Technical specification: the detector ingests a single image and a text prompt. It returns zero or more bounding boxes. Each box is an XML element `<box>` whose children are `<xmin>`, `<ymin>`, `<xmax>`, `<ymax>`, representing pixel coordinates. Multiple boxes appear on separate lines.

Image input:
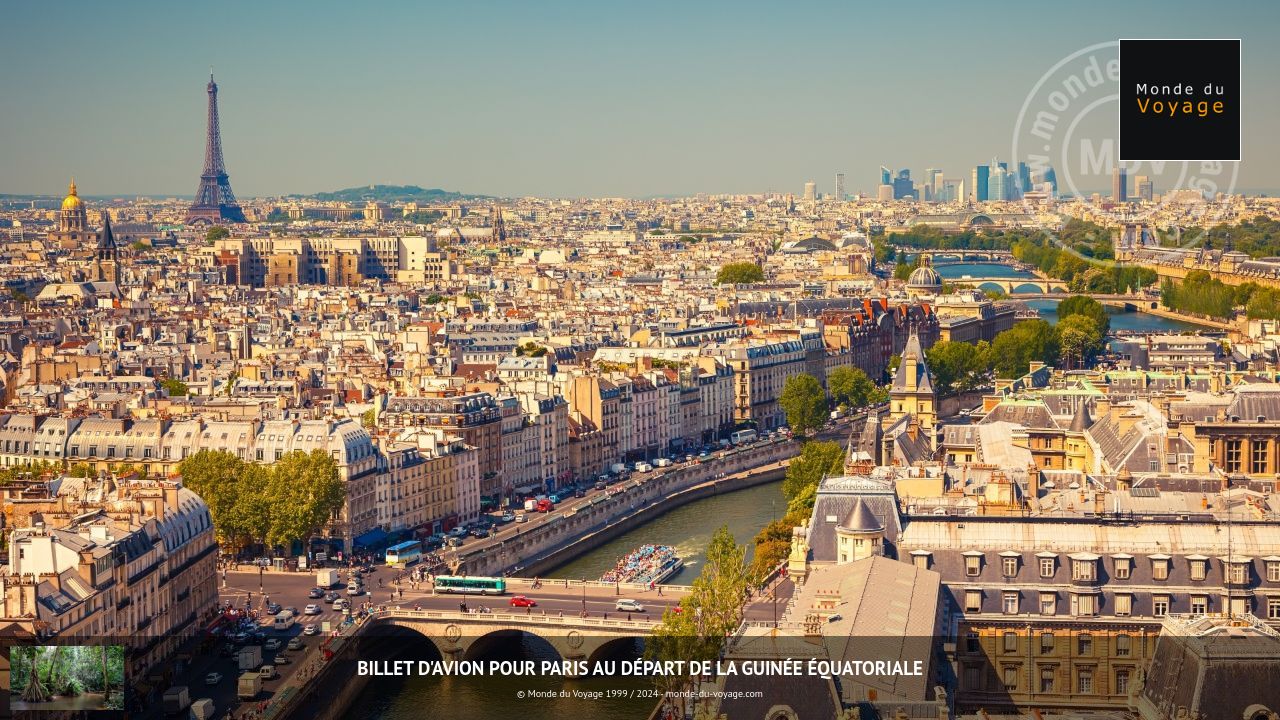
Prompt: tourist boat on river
<box><xmin>600</xmin><ymin>544</ymin><xmax>683</xmax><ymax>585</ymax></box>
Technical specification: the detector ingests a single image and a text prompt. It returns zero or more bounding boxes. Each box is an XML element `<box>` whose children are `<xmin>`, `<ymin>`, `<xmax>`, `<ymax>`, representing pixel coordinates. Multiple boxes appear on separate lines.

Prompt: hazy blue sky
<box><xmin>2</xmin><ymin>0</ymin><xmax>1276</xmax><ymax>198</ymax></box>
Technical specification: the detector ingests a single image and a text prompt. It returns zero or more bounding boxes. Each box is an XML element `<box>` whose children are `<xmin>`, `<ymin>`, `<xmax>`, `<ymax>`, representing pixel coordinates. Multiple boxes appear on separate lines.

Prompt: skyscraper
<box><xmin>1017</xmin><ymin>162</ymin><xmax>1031</xmax><ymax>198</ymax></box>
<box><xmin>835</xmin><ymin>173</ymin><xmax>845</xmax><ymax>201</ymax></box>
<box><xmin>803</xmin><ymin>182</ymin><xmax>817</xmax><ymax>203</ymax></box>
<box><xmin>971</xmin><ymin>165</ymin><xmax>990</xmax><ymax>202</ymax></box>
<box><xmin>1135</xmin><ymin>175</ymin><xmax>1154</xmax><ymax>201</ymax></box>
<box><xmin>1112</xmin><ymin>167</ymin><xmax>1127</xmax><ymax>202</ymax></box>
<box><xmin>880</xmin><ymin>166</ymin><xmax>892</xmax><ymax>187</ymax></box>
<box><xmin>988</xmin><ymin>165</ymin><xmax>1008</xmax><ymax>202</ymax></box>
<box><xmin>892</xmin><ymin>169</ymin><xmax>914</xmax><ymax>200</ymax></box>
<box><xmin>1043</xmin><ymin>166</ymin><xmax>1058</xmax><ymax>193</ymax></box>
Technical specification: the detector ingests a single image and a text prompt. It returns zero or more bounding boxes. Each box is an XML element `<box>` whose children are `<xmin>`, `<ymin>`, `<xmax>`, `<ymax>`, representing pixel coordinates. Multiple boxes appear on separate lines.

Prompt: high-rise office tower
<box><xmin>1017</xmin><ymin>162</ymin><xmax>1031</xmax><ymax>197</ymax></box>
<box><xmin>803</xmin><ymin>181</ymin><xmax>817</xmax><ymax>203</ymax></box>
<box><xmin>1043</xmin><ymin>166</ymin><xmax>1058</xmax><ymax>194</ymax></box>
<box><xmin>881</xmin><ymin>166</ymin><xmax>892</xmax><ymax>186</ymax></box>
<box><xmin>1112</xmin><ymin>167</ymin><xmax>1127</xmax><ymax>202</ymax></box>
<box><xmin>835</xmin><ymin>173</ymin><xmax>845</xmax><ymax>201</ymax></box>
<box><xmin>930</xmin><ymin>171</ymin><xmax>945</xmax><ymax>200</ymax></box>
<box><xmin>892</xmin><ymin>169</ymin><xmax>914</xmax><ymax>200</ymax></box>
<box><xmin>972</xmin><ymin>165</ymin><xmax>990</xmax><ymax>202</ymax></box>
<box><xmin>1135</xmin><ymin>175</ymin><xmax>1154</xmax><ymax>201</ymax></box>
<box><xmin>988</xmin><ymin>165</ymin><xmax>1008</xmax><ymax>202</ymax></box>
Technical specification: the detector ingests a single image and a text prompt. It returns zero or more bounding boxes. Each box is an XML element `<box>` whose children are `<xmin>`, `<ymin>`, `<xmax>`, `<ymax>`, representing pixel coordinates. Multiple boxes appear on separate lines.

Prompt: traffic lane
<box><xmin>405</xmin><ymin>593</ymin><xmax>682</xmax><ymax>618</ymax></box>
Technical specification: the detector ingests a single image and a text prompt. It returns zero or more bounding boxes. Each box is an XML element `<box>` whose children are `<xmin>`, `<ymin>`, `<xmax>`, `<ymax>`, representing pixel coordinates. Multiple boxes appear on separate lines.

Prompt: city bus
<box><xmin>433</xmin><ymin>576</ymin><xmax>507</xmax><ymax>595</ymax></box>
<box><xmin>730</xmin><ymin>429</ymin><xmax>758</xmax><ymax>445</ymax></box>
<box><xmin>385</xmin><ymin>540</ymin><xmax>423</xmax><ymax>567</ymax></box>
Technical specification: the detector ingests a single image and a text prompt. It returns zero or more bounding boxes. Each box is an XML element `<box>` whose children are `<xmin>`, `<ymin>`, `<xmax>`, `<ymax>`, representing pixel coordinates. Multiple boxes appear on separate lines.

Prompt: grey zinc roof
<box><xmin>807</xmin><ymin>475</ymin><xmax>901</xmax><ymax>562</ymax></box>
<box><xmin>890</xmin><ymin>331</ymin><xmax>933</xmax><ymax>394</ymax></box>
<box><xmin>839</xmin><ymin>498</ymin><xmax>883</xmax><ymax>532</ymax></box>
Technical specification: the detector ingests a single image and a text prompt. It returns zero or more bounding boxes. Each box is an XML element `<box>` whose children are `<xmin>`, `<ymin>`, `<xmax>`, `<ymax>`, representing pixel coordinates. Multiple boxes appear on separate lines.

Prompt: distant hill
<box><xmin>299</xmin><ymin>185</ymin><xmax>489</xmax><ymax>203</ymax></box>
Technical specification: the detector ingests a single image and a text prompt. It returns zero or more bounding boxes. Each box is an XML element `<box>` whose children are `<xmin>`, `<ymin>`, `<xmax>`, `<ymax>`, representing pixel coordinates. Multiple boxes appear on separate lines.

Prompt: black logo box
<box><xmin>1119</xmin><ymin>39</ymin><xmax>1241</xmax><ymax>162</ymax></box>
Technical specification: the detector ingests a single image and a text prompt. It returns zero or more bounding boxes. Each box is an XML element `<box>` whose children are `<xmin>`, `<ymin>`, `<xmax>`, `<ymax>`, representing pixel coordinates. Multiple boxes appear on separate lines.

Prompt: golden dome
<box><xmin>61</xmin><ymin>179</ymin><xmax>83</xmax><ymax>210</ymax></box>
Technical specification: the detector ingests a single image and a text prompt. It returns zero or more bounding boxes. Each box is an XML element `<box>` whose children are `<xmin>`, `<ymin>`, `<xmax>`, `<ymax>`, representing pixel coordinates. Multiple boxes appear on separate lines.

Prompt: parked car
<box><xmin>500</xmin><ymin>512</ymin><xmax>515</xmax><ymax>523</ymax></box>
<box><xmin>205</xmin><ymin>672</ymin><xmax>223</xmax><ymax>686</ymax></box>
<box><xmin>615</xmin><ymin>599</ymin><xmax>644</xmax><ymax>612</ymax></box>
<box><xmin>509</xmin><ymin>595</ymin><xmax>537</xmax><ymax>608</ymax></box>
<box><xmin>514</xmin><ymin>513</ymin><xmax>527</xmax><ymax>524</ymax></box>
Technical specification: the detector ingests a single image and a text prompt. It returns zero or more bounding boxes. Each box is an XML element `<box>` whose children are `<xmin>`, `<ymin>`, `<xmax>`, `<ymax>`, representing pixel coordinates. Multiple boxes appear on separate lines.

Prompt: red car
<box><xmin>509</xmin><ymin>596</ymin><xmax>537</xmax><ymax>608</ymax></box>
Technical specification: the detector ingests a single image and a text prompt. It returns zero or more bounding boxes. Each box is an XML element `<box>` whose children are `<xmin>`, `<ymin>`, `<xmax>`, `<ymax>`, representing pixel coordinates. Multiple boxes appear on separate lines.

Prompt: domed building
<box><xmin>905</xmin><ymin>254</ymin><xmax>942</xmax><ymax>297</ymax></box>
<box><xmin>48</xmin><ymin>179</ymin><xmax>98</xmax><ymax>250</ymax></box>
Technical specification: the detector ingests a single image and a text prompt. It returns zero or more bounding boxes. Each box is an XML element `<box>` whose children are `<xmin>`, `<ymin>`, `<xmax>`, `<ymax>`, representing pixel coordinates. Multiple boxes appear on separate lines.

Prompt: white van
<box><xmin>272</xmin><ymin>611</ymin><xmax>294</xmax><ymax>631</ymax></box>
<box><xmin>346</xmin><ymin>581</ymin><xmax>364</xmax><ymax>596</ymax></box>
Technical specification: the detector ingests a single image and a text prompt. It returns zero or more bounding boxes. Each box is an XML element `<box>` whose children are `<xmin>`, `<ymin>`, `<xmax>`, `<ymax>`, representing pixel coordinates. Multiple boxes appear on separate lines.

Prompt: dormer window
<box><xmin>1001</xmin><ymin>552</ymin><xmax>1020</xmax><ymax>578</ymax></box>
<box><xmin>1188</xmin><ymin>555</ymin><xmax>1209</xmax><ymax>581</ymax></box>
<box><xmin>1151</xmin><ymin>554</ymin><xmax>1171</xmax><ymax>580</ymax></box>
<box><xmin>1070</xmin><ymin>553</ymin><xmax>1099</xmax><ymax>581</ymax></box>
<box><xmin>963</xmin><ymin>551</ymin><xmax>983</xmax><ymax>577</ymax></box>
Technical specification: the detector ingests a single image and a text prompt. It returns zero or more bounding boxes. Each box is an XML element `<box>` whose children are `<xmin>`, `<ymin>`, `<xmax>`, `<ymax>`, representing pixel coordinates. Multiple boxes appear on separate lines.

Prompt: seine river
<box><xmin>345</xmin><ymin>480</ymin><xmax>785</xmax><ymax>720</ymax></box>
<box><xmin>934</xmin><ymin>261</ymin><xmax>1213</xmax><ymax>333</ymax></box>
<box><xmin>345</xmin><ymin>262</ymin><xmax>1215</xmax><ymax>719</ymax></box>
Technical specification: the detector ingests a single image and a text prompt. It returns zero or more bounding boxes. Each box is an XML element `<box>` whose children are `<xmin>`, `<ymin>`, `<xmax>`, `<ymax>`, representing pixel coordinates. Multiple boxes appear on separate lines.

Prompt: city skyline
<box><xmin>1</xmin><ymin>0</ymin><xmax>1278</xmax><ymax>199</ymax></box>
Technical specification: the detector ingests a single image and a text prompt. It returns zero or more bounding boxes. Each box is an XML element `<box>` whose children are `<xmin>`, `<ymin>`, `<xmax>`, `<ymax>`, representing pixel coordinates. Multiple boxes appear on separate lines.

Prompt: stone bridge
<box><xmin>948</xmin><ymin>277</ymin><xmax>1070</xmax><ymax>294</ymax></box>
<box><xmin>891</xmin><ymin>248</ymin><xmax>1014</xmax><ymax>262</ymax></box>
<box><xmin>362</xmin><ymin>609</ymin><xmax>657</xmax><ymax>675</ymax></box>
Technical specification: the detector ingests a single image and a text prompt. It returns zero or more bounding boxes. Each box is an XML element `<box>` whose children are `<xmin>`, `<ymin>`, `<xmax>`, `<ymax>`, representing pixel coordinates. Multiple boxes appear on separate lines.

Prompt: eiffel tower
<box><xmin>185</xmin><ymin>72</ymin><xmax>246</xmax><ymax>225</ymax></box>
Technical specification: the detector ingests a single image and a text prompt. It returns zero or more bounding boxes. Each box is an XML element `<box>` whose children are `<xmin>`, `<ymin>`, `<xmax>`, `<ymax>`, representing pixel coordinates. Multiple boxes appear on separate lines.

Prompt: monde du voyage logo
<box><xmin>1120</xmin><ymin>39</ymin><xmax>1241</xmax><ymax>162</ymax></box>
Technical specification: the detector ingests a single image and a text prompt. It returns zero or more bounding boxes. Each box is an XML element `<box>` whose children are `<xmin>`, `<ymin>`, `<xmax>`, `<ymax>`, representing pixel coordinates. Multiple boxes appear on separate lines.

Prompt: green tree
<box><xmin>781</xmin><ymin>441</ymin><xmax>845</xmax><ymax>514</ymax></box>
<box><xmin>714</xmin><ymin>262</ymin><xmax>764</xmax><ymax>285</ymax></box>
<box><xmin>646</xmin><ymin>526</ymin><xmax>750</xmax><ymax>719</ymax></box>
<box><xmin>926</xmin><ymin>341</ymin><xmax>992</xmax><ymax>394</ymax></box>
<box><xmin>827</xmin><ymin>367</ymin><xmax>878</xmax><ymax>410</ymax></box>
<box><xmin>1057</xmin><ymin>295</ymin><xmax>1111</xmax><ymax>336</ymax></box>
<box><xmin>425</xmin><ymin>293</ymin><xmax>444</xmax><ymax>305</ymax></box>
<box><xmin>1057</xmin><ymin>314</ymin><xmax>1104</xmax><ymax>369</ymax></box>
<box><xmin>264</xmin><ymin>450</ymin><xmax>345</xmax><ymax>549</ymax></box>
<box><xmin>160</xmin><ymin>378</ymin><xmax>189</xmax><ymax>397</ymax></box>
<box><xmin>205</xmin><ymin>226</ymin><xmax>230</xmax><ymax>243</ymax></box>
<box><xmin>778</xmin><ymin>373</ymin><xmax>828</xmax><ymax>435</ymax></box>
<box><xmin>361</xmin><ymin>409</ymin><xmax>376</xmax><ymax>428</ymax></box>
<box><xmin>178</xmin><ymin>450</ymin><xmax>252</xmax><ymax>548</ymax></box>
<box><xmin>990</xmin><ymin>320</ymin><xmax>1060</xmax><ymax>378</ymax></box>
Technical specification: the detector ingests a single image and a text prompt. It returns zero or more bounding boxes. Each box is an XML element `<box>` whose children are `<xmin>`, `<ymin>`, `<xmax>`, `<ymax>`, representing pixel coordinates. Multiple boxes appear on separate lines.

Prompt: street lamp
<box><xmin>581</xmin><ymin>577</ymin><xmax>586</xmax><ymax>616</ymax></box>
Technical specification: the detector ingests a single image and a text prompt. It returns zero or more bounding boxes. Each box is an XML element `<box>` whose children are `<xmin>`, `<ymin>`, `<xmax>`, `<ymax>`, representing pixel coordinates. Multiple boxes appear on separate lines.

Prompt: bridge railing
<box><xmin>370</xmin><ymin>607</ymin><xmax>659</xmax><ymax>629</ymax></box>
<box><xmin>501</xmin><ymin>576</ymin><xmax>693</xmax><ymax>593</ymax></box>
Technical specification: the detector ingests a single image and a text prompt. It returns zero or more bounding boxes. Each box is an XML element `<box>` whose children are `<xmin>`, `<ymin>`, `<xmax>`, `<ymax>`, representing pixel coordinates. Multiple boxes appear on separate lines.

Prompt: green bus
<box><xmin>434</xmin><ymin>576</ymin><xmax>507</xmax><ymax>595</ymax></box>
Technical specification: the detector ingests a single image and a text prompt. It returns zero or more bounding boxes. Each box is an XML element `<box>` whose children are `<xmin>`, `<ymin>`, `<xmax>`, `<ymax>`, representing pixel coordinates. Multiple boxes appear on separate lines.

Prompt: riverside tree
<box><xmin>647</xmin><ymin>526</ymin><xmax>750</xmax><ymax>719</ymax></box>
<box><xmin>178</xmin><ymin>449</ymin><xmax>344</xmax><ymax>552</ymax></box>
<box><xmin>778</xmin><ymin>373</ymin><xmax>828</xmax><ymax>435</ymax></box>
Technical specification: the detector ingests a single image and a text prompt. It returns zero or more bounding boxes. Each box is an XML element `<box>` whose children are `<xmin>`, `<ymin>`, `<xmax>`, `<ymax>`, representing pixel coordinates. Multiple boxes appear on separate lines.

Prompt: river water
<box><xmin>545</xmin><ymin>479</ymin><xmax>784</xmax><ymax>584</ymax></box>
<box><xmin>931</xmin><ymin>261</ymin><xmax>1213</xmax><ymax>332</ymax></box>
<box><xmin>344</xmin><ymin>480</ymin><xmax>785</xmax><ymax>720</ymax></box>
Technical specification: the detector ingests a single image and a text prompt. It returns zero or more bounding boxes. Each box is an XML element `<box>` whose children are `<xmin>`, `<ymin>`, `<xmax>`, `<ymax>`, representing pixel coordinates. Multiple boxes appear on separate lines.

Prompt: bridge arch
<box><xmin>1012</xmin><ymin>282</ymin><xmax>1046</xmax><ymax>294</ymax></box>
<box><xmin>978</xmin><ymin>281</ymin><xmax>1009</xmax><ymax>294</ymax></box>
<box><xmin>359</xmin><ymin>623</ymin><xmax>446</xmax><ymax>663</ymax></box>
<box><xmin>586</xmin><ymin>636</ymin><xmax>645</xmax><ymax>667</ymax></box>
<box><xmin>464</xmin><ymin>628</ymin><xmax>564</xmax><ymax>663</ymax></box>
